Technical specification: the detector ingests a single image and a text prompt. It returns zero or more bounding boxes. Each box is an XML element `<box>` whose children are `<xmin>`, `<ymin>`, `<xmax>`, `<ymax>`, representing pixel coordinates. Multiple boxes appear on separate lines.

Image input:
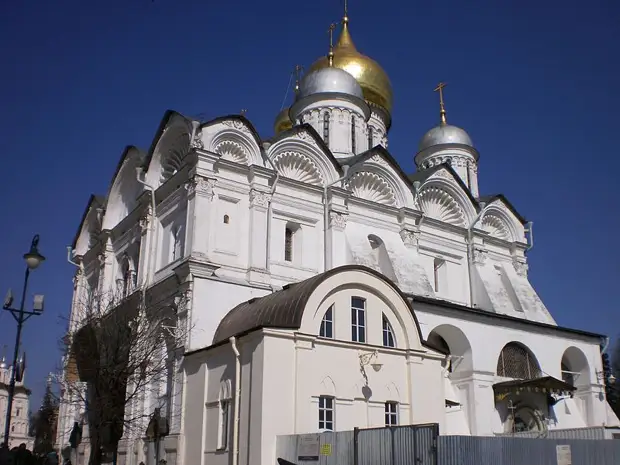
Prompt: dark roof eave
<box><xmin>408</xmin><ymin>294</ymin><xmax>605</xmax><ymax>340</ymax></box>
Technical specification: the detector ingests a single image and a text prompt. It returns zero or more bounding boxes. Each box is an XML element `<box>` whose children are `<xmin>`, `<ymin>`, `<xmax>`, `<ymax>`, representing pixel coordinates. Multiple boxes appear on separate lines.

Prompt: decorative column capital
<box><xmin>400</xmin><ymin>228</ymin><xmax>420</xmax><ymax>249</ymax></box>
<box><xmin>139</xmin><ymin>207</ymin><xmax>152</xmax><ymax>234</ymax></box>
<box><xmin>329</xmin><ymin>211</ymin><xmax>348</xmax><ymax>231</ymax></box>
<box><xmin>472</xmin><ymin>246</ymin><xmax>488</xmax><ymax>265</ymax></box>
<box><xmin>190</xmin><ymin>130</ymin><xmax>204</xmax><ymax>150</ymax></box>
<box><xmin>249</xmin><ymin>189</ymin><xmax>271</xmax><ymax>210</ymax></box>
<box><xmin>512</xmin><ymin>258</ymin><xmax>529</xmax><ymax>277</ymax></box>
<box><xmin>187</xmin><ymin>175</ymin><xmax>216</xmax><ymax>200</ymax></box>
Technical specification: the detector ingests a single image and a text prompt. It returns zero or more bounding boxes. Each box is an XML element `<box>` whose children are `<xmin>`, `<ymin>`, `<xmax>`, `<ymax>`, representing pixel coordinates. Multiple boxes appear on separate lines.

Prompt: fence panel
<box><xmin>437</xmin><ymin>435</ymin><xmax>620</xmax><ymax>465</ymax></box>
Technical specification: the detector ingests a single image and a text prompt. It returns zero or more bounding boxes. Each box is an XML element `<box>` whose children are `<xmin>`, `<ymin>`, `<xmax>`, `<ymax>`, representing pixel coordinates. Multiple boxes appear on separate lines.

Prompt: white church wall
<box><xmin>190</xmin><ymin>277</ymin><xmax>269</xmax><ymax>350</ymax></box>
<box><xmin>415</xmin><ymin>303</ymin><xmax>609</xmax><ymax>435</ymax></box>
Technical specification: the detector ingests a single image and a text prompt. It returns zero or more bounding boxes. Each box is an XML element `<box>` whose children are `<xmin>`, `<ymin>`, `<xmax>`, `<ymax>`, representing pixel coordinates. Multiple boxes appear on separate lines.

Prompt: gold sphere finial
<box><xmin>434</xmin><ymin>82</ymin><xmax>448</xmax><ymax>125</ymax></box>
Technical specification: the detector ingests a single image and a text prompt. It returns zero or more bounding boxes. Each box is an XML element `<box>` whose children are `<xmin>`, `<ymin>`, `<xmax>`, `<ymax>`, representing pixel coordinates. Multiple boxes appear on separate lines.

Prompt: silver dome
<box><xmin>418</xmin><ymin>123</ymin><xmax>474</xmax><ymax>152</ymax></box>
<box><xmin>297</xmin><ymin>67</ymin><xmax>364</xmax><ymax>101</ymax></box>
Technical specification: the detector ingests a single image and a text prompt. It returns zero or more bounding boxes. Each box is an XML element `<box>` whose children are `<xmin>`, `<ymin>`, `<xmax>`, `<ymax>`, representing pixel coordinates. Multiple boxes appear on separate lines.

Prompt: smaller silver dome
<box><xmin>297</xmin><ymin>67</ymin><xmax>364</xmax><ymax>101</ymax></box>
<box><xmin>418</xmin><ymin>123</ymin><xmax>474</xmax><ymax>152</ymax></box>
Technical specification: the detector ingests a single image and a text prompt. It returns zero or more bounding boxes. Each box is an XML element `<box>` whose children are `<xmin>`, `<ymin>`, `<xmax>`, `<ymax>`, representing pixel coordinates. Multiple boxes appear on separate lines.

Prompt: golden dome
<box><xmin>308</xmin><ymin>16</ymin><xmax>393</xmax><ymax>114</ymax></box>
<box><xmin>274</xmin><ymin>107</ymin><xmax>293</xmax><ymax>134</ymax></box>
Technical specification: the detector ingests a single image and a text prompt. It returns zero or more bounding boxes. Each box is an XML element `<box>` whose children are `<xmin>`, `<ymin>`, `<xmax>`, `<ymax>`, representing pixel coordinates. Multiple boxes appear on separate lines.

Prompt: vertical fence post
<box><xmin>353</xmin><ymin>427</ymin><xmax>359</xmax><ymax>465</ymax></box>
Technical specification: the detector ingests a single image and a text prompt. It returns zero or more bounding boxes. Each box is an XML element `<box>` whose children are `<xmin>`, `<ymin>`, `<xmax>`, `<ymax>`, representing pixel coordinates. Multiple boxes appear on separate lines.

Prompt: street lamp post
<box><xmin>1</xmin><ymin>234</ymin><xmax>45</xmax><ymax>446</ymax></box>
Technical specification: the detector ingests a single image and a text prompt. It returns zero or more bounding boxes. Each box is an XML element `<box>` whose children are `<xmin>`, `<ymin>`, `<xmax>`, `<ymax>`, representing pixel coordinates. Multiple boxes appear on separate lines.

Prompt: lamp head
<box><xmin>24</xmin><ymin>235</ymin><xmax>45</xmax><ymax>270</ymax></box>
<box><xmin>413</xmin><ymin>181</ymin><xmax>421</xmax><ymax>192</ymax></box>
<box><xmin>371</xmin><ymin>362</ymin><xmax>383</xmax><ymax>372</ymax></box>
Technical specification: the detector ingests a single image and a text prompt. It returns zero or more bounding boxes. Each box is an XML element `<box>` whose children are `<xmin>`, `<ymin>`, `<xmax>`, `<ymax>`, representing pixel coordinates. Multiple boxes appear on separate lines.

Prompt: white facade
<box><xmin>0</xmin><ymin>360</ymin><xmax>34</xmax><ymax>449</ymax></box>
<box><xmin>58</xmin><ymin>14</ymin><xmax>619</xmax><ymax>465</ymax></box>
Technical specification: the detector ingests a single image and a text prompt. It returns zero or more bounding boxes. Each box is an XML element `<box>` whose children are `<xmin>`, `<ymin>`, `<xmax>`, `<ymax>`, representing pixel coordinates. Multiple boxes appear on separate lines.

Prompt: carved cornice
<box><xmin>190</xmin><ymin>130</ymin><xmax>204</xmax><ymax>149</ymax></box>
<box><xmin>400</xmin><ymin>228</ymin><xmax>420</xmax><ymax>249</ymax></box>
<box><xmin>186</xmin><ymin>175</ymin><xmax>216</xmax><ymax>200</ymax></box>
<box><xmin>472</xmin><ymin>246</ymin><xmax>488</xmax><ymax>265</ymax></box>
<box><xmin>329</xmin><ymin>211</ymin><xmax>348</xmax><ymax>231</ymax></box>
<box><xmin>249</xmin><ymin>189</ymin><xmax>271</xmax><ymax>210</ymax></box>
<box><xmin>512</xmin><ymin>258</ymin><xmax>529</xmax><ymax>277</ymax></box>
<box><xmin>222</xmin><ymin>119</ymin><xmax>251</xmax><ymax>134</ymax></box>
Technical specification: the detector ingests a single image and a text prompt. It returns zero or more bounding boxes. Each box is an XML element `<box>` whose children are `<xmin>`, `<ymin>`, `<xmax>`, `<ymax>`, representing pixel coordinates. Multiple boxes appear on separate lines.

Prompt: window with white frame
<box><xmin>319</xmin><ymin>305</ymin><xmax>334</xmax><ymax>338</ymax></box>
<box><xmin>385</xmin><ymin>402</ymin><xmax>398</xmax><ymax>426</ymax></box>
<box><xmin>218</xmin><ymin>380</ymin><xmax>232</xmax><ymax>450</ymax></box>
<box><xmin>351</xmin><ymin>297</ymin><xmax>366</xmax><ymax>343</ymax></box>
<box><xmin>318</xmin><ymin>396</ymin><xmax>334</xmax><ymax>431</ymax></box>
<box><xmin>382</xmin><ymin>314</ymin><xmax>395</xmax><ymax>347</ymax></box>
<box><xmin>433</xmin><ymin>257</ymin><xmax>445</xmax><ymax>293</ymax></box>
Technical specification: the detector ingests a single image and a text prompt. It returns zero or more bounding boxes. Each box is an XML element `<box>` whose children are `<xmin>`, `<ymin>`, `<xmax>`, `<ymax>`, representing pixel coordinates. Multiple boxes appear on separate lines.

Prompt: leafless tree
<box><xmin>56</xmin><ymin>284</ymin><xmax>190</xmax><ymax>465</ymax></box>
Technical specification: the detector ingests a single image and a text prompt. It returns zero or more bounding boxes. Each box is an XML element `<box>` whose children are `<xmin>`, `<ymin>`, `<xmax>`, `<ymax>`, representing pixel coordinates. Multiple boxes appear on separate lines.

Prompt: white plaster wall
<box><xmin>415</xmin><ymin>303</ymin><xmax>611</xmax><ymax>436</ymax></box>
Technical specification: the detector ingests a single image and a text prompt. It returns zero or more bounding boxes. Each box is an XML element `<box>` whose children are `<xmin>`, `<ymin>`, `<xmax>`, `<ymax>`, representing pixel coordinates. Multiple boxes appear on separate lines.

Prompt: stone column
<box><xmin>247</xmin><ymin>188</ymin><xmax>271</xmax><ymax>283</ymax></box>
<box><xmin>185</xmin><ymin>175</ymin><xmax>217</xmax><ymax>261</ymax></box>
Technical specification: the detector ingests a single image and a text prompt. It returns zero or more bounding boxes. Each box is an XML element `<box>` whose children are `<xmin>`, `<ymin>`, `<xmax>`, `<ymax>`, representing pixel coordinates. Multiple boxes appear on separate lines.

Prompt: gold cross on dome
<box><xmin>434</xmin><ymin>82</ymin><xmax>448</xmax><ymax>124</ymax></box>
<box><xmin>328</xmin><ymin>23</ymin><xmax>336</xmax><ymax>48</ymax></box>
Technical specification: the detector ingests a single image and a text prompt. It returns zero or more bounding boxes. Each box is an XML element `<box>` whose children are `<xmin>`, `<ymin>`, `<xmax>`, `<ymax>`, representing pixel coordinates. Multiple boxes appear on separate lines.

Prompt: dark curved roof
<box><xmin>212</xmin><ymin>265</ymin><xmax>428</xmax><ymax>348</ymax></box>
<box><xmin>201</xmin><ymin>114</ymin><xmax>263</xmax><ymax>150</ymax></box>
<box><xmin>71</xmin><ymin>194</ymin><xmax>106</xmax><ymax>250</ymax></box>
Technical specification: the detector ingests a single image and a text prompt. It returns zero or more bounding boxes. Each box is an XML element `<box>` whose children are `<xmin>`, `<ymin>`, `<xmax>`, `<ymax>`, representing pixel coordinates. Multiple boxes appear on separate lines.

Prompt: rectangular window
<box><xmin>218</xmin><ymin>400</ymin><xmax>230</xmax><ymax>450</ymax></box>
<box><xmin>318</xmin><ymin>396</ymin><xmax>334</xmax><ymax>431</ymax></box>
<box><xmin>351</xmin><ymin>297</ymin><xmax>366</xmax><ymax>343</ymax></box>
<box><xmin>385</xmin><ymin>402</ymin><xmax>398</xmax><ymax>427</ymax></box>
<box><xmin>319</xmin><ymin>306</ymin><xmax>334</xmax><ymax>338</ymax></box>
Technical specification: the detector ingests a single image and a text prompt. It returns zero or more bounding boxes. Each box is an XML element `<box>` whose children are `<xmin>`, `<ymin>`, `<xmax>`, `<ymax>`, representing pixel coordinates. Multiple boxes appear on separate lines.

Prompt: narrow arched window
<box><xmin>382</xmin><ymin>314</ymin><xmax>395</xmax><ymax>348</ymax></box>
<box><xmin>320</xmin><ymin>306</ymin><xmax>334</xmax><ymax>338</ymax></box>
<box><xmin>433</xmin><ymin>258</ymin><xmax>445</xmax><ymax>293</ymax></box>
<box><xmin>323</xmin><ymin>112</ymin><xmax>330</xmax><ymax>145</ymax></box>
<box><xmin>172</xmin><ymin>224</ymin><xmax>184</xmax><ymax>261</ymax></box>
<box><xmin>368</xmin><ymin>126</ymin><xmax>373</xmax><ymax>149</ymax></box>
<box><xmin>284</xmin><ymin>227</ymin><xmax>294</xmax><ymax>262</ymax></box>
<box><xmin>223</xmin><ymin>214</ymin><xmax>230</xmax><ymax>224</ymax></box>
<box><xmin>351</xmin><ymin>115</ymin><xmax>356</xmax><ymax>153</ymax></box>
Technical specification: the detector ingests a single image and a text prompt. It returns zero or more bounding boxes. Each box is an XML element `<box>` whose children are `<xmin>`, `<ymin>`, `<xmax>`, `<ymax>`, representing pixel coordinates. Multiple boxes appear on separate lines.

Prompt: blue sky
<box><xmin>1</xmin><ymin>0</ymin><xmax>618</xmax><ymax>407</ymax></box>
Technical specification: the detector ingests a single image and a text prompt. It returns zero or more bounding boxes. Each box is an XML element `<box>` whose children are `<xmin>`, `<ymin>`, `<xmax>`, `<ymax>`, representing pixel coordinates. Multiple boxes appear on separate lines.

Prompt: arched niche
<box><xmin>348</xmin><ymin>160</ymin><xmax>413</xmax><ymax>208</ymax></box>
<box><xmin>367</xmin><ymin>234</ymin><xmax>397</xmax><ymax>283</ymax></box>
<box><xmin>210</xmin><ymin>130</ymin><xmax>262</xmax><ymax>166</ymax></box>
<box><xmin>481</xmin><ymin>202</ymin><xmax>522</xmax><ymax>243</ymax></box>
<box><xmin>414</xmin><ymin>179</ymin><xmax>476</xmax><ymax>227</ymax></box>
<box><xmin>561</xmin><ymin>346</ymin><xmax>590</xmax><ymax>387</ymax></box>
<box><xmin>496</xmin><ymin>342</ymin><xmax>541</xmax><ymax>380</ymax></box>
<box><xmin>145</xmin><ymin>116</ymin><xmax>193</xmax><ymax>188</ymax></box>
<box><xmin>267</xmin><ymin>136</ymin><xmax>341</xmax><ymax>186</ymax></box>
<box><xmin>427</xmin><ymin>324</ymin><xmax>473</xmax><ymax>373</ymax></box>
<box><xmin>102</xmin><ymin>147</ymin><xmax>145</xmax><ymax>231</ymax></box>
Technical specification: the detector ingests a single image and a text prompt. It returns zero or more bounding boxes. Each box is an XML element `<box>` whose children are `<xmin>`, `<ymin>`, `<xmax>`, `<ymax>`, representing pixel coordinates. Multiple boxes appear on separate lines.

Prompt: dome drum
<box><xmin>290</xmin><ymin>67</ymin><xmax>371</xmax><ymax>122</ymax></box>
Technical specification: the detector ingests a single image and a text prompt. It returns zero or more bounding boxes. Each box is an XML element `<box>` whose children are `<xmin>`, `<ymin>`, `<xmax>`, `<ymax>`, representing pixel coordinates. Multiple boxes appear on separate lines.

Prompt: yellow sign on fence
<box><xmin>320</xmin><ymin>444</ymin><xmax>332</xmax><ymax>456</ymax></box>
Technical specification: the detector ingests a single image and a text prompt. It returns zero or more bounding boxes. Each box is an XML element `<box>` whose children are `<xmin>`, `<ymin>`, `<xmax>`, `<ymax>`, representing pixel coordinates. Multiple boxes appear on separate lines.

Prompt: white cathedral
<box><xmin>57</xmin><ymin>11</ymin><xmax>620</xmax><ymax>465</ymax></box>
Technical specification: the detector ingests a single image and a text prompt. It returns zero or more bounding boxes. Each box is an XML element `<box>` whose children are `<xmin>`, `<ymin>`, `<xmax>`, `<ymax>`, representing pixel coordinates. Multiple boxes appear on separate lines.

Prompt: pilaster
<box><xmin>247</xmin><ymin>187</ymin><xmax>271</xmax><ymax>284</ymax></box>
<box><xmin>185</xmin><ymin>175</ymin><xmax>217</xmax><ymax>261</ymax></box>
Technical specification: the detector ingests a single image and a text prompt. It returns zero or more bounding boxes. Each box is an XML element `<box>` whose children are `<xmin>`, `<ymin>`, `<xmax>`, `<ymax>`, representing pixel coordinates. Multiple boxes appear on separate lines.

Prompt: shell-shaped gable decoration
<box><xmin>346</xmin><ymin>171</ymin><xmax>396</xmax><ymax>206</ymax></box>
<box><xmin>215</xmin><ymin>140</ymin><xmax>249</xmax><ymax>165</ymax></box>
<box><xmin>415</xmin><ymin>187</ymin><xmax>466</xmax><ymax>227</ymax></box>
<box><xmin>272</xmin><ymin>151</ymin><xmax>324</xmax><ymax>186</ymax></box>
<box><xmin>482</xmin><ymin>214</ymin><xmax>511</xmax><ymax>241</ymax></box>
